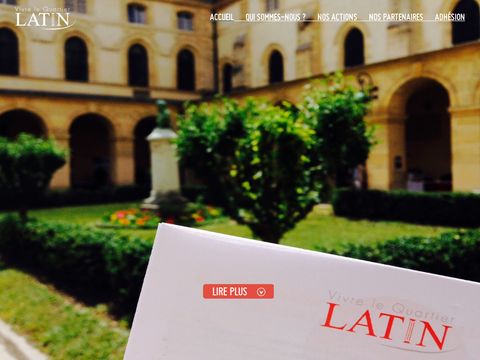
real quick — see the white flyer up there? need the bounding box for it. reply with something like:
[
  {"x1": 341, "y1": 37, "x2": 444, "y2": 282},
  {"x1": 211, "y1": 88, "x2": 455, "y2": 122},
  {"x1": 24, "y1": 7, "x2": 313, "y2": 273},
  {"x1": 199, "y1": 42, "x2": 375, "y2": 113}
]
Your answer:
[{"x1": 125, "y1": 223, "x2": 480, "y2": 359}]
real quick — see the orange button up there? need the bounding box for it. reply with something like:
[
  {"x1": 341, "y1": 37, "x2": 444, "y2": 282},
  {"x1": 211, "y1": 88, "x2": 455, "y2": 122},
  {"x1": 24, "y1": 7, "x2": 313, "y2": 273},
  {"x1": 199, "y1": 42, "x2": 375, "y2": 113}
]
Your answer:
[{"x1": 203, "y1": 284, "x2": 274, "y2": 299}]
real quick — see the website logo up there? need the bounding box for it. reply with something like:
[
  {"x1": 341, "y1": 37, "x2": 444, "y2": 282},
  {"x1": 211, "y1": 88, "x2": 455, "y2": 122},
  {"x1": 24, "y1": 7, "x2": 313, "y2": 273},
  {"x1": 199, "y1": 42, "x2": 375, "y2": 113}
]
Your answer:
[{"x1": 15, "y1": 6, "x2": 75, "y2": 31}]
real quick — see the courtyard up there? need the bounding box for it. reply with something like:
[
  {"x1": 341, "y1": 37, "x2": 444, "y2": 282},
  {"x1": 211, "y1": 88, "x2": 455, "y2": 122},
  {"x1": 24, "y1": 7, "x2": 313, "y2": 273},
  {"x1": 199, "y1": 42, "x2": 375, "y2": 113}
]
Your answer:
[{"x1": 0, "y1": 0, "x2": 479, "y2": 358}]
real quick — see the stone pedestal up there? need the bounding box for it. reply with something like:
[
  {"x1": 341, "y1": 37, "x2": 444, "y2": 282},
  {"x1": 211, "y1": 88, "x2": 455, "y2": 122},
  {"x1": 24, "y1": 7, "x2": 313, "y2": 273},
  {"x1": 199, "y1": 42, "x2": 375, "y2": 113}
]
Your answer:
[{"x1": 142, "y1": 127, "x2": 180, "y2": 209}]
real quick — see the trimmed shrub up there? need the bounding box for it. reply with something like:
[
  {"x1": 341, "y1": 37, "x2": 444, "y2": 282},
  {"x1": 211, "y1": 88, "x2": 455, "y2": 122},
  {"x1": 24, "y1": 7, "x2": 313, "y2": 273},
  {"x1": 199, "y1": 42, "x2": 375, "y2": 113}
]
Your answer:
[
  {"x1": 321, "y1": 229, "x2": 480, "y2": 282},
  {"x1": 177, "y1": 98, "x2": 326, "y2": 243},
  {"x1": 0, "y1": 215, "x2": 152, "y2": 316},
  {"x1": 0, "y1": 185, "x2": 150, "y2": 211},
  {"x1": 332, "y1": 189, "x2": 480, "y2": 227},
  {"x1": 176, "y1": 75, "x2": 374, "y2": 243},
  {"x1": 0, "y1": 134, "x2": 66, "y2": 218}
]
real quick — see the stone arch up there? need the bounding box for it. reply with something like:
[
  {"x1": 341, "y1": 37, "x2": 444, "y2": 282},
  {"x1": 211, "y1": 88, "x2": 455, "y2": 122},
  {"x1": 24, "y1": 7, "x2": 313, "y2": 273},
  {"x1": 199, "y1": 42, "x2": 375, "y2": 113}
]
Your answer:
[
  {"x1": 0, "y1": 23, "x2": 26, "y2": 76},
  {"x1": 385, "y1": 73, "x2": 459, "y2": 114},
  {"x1": 59, "y1": 29, "x2": 96, "y2": 82},
  {"x1": 451, "y1": 0, "x2": 480, "y2": 44},
  {"x1": 134, "y1": 116, "x2": 156, "y2": 185},
  {"x1": 65, "y1": 107, "x2": 113, "y2": 131},
  {"x1": 64, "y1": 36, "x2": 89, "y2": 82},
  {"x1": 438, "y1": 0, "x2": 480, "y2": 46},
  {"x1": 334, "y1": 23, "x2": 371, "y2": 69},
  {"x1": 172, "y1": 42, "x2": 200, "y2": 89},
  {"x1": 128, "y1": 43, "x2": 149, "y2": 87},
  {"x1": 261, "y1": 44, "x2": 286, "y2": 85},
  {"x1": 268, "y1": 50, "x2": 284, "y2": 84},
  {"x1": 387, "y1": 77, "x2": 453, "y2": 191},
  {"x1": 176, "y1": 47, "x2": 196, "y2": 90},
  {"x1": 0, "y1": 109, "x2": 47, "y2": 138},
  {"x1": 121, "y1": 36, "x2": 157, "y2": 85},
  {"x1": 69, "y1": 113, "x2": 115, "y2": 188},
  {"x1": 219, "y1": 56, "x2": 234, "y2": 93},
  {"x1": 343, "y1": 27, "x2": 365, "y2": 68}
]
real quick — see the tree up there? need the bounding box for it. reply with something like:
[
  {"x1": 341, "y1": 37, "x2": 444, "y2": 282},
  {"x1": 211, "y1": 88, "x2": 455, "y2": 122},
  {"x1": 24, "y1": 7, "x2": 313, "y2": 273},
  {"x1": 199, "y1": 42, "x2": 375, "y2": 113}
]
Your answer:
[
  {"x1": 177, "y1": 98, "x2": 324, "y2": 243},
  {"x1": 176, "y1": 74, "x2": 374, "y2": 243},
  {"x1": 0, "y1": 134, "x2": 66, "y2": 220},
  {"x1": 301, "y1": 73, "x2": 375, "y2": 192}
]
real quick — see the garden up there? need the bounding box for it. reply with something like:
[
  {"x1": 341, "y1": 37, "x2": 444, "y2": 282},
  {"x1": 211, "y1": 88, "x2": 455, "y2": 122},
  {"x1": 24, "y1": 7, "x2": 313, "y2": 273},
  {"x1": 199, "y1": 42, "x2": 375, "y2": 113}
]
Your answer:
[{"x1": 0, "y1": 75, "x2": 479, "y2": 359}]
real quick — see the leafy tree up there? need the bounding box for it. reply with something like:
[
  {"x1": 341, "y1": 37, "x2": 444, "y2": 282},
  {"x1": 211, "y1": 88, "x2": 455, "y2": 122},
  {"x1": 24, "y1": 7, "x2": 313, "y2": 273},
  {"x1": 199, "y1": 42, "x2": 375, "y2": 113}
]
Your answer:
[
  {"x1": 301, "y1": 73, "x2": 375, "y2": 192},
  {"x1": 177, "y1": 98, "x2": 324, "y2": 243},
  {"x1": 176, "y1": 74, "x2": 374, "y2": 243},
  {"x1": 0, "y1": 134, "x2": 66, "y2": 220}
]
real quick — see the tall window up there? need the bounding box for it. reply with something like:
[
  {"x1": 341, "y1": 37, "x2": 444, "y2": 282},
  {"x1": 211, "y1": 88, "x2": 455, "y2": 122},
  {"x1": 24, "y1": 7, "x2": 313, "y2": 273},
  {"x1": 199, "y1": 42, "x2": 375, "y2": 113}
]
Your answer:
[
  {"x1": 222, "y1": 63, "x2": 233, "y2": 93},
  {"x1": 452, "y1": 0, "x2": 480, "y2": 44},
  {"x1": 0, "y1": 28, "x2": 19, "y2": 76},
  {"x1": 344, "y1": 28, "x2": 364, "y2": 67},
  {"x1": 65, "y1": 37, "x2": 88, "y2": 82},
  {"x1": 128, "y1": 44, "x2": 149, "y2": 87},
  {"x1": 128, "y1": 4, "x2": 146, "y2": 24},
  {"x1": 177, "y1": 12, "x2": 193, "y2": 31},
  {"x1": 64, "y1": 0, "x2": 87, "y2": 13},
  {"x1": 268, "y1": 50, "x2": 284, "y2": 84},
  {"x1": 177, "y1": 49, "x2": 195, "y2": 91},
  {"x1": 266, "y1": 0, "x2": 279, "y2": 12},
  {"x1": 0, "y1": 0, "x2": 17, "y2": 5}
]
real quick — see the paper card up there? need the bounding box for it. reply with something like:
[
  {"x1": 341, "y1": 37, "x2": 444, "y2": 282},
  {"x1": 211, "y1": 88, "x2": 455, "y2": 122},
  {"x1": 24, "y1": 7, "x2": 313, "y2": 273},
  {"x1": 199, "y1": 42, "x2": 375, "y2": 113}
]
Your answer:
[{"x1": 124, "y1": 224, "x2": 480, "y2": 359}]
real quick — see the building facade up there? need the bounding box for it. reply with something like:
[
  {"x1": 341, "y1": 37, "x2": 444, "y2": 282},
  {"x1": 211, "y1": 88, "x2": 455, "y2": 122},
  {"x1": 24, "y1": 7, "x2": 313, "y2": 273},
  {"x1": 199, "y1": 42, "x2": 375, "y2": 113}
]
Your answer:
[{"x1": 0, "y1": 0, "x2": 479, "y2": 192}]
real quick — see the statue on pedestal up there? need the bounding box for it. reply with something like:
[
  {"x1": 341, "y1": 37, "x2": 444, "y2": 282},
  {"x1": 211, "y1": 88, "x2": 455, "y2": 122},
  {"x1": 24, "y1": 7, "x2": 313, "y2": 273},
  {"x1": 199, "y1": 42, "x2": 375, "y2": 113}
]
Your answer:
[{"x1": 142, "y1": 100, "x2": 187, "y2": 215}]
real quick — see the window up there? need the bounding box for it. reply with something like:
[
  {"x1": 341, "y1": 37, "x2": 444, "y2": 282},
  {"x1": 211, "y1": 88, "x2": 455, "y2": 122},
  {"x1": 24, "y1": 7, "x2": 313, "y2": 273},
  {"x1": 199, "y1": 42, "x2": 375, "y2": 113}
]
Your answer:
[
  {"x1": 177, "y1": 49, "x2": 195, "y2": 91},
  {"x1": 222, "y1": 63, "x2": 233, "y2": 93},
  {"x1": 65, "y1": 37, "x2": 88, "y2": 82},
  {"x1": 344, "y1": 28, "x2": 364, "y2": 68},
  {"x1": 266, "y1": 0, "x2": 279, "y2": 12},
  {"x1": 64, "y1": 0, "x2": 87, "y2": 13},
  {"x1": 268, "y1": 50, "x2": 283, "y2": 84},
  {"x1": 0, "y1": 28, "x2": 19, "y2": 76},
  {"x1": 128, "y1": 4, "x2": 146, "y2": 24},
  {"x1": 0, "y1": 0, "x2": 17, "y2": 5},
  {"x1": 452, "y1": 0, "x2": 480, "y2": 44},
  {"x1": 128, "y1": 44, "x2": 149, "y2": 87},
  {"x1": 177, "y1": 12, "x2": 194, "y2": 31}
]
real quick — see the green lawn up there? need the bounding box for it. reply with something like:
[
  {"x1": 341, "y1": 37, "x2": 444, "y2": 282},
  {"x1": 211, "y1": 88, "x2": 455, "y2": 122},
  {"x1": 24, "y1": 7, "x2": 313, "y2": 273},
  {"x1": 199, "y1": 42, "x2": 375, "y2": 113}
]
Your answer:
[
  {"x1": 0, "y1": 266, "x2": 128, "y2": 360},
  {"x1": 31, "y1": 202, "x2": 453, "y2": 250}
]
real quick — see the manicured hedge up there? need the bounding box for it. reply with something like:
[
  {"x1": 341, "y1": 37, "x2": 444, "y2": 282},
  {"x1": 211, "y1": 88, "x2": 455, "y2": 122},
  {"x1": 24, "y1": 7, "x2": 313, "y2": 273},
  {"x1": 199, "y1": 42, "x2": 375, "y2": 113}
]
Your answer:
[
  {"x1": 322, "y1": 229, "x2": 480, "y2": 282},
  {"x1": 0, "y1": 215, "x2": 152, "y2": 316},
  {"x1": 0, "y1": 185, "x2": 222, "y2": 211},
  {"x1": 0, "y1": 185, "x2": 150, "y2": 211},
  {"x1": 332, "y1": 189, "x2": 480, "y2": 227}
]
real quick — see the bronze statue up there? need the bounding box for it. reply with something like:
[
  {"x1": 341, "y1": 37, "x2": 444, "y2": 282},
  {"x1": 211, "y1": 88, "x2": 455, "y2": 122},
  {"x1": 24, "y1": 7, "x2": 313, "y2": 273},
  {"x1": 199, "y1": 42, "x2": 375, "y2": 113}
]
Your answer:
[{"x1": 156, "y1": 99, "x2": 171, "y2": 129}]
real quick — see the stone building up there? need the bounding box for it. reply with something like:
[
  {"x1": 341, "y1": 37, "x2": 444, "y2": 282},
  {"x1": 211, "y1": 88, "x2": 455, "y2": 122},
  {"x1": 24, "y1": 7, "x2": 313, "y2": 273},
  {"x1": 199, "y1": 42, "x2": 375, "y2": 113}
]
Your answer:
[{"x1": 0, "y1": 0, "x2": 479, "y2": 192}]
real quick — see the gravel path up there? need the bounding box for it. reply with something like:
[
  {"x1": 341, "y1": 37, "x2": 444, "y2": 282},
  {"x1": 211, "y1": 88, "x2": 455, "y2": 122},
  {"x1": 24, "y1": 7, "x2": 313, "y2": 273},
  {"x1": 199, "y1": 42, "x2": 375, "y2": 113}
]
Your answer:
[{"x1": 0, "y1": 319, "x2": 47, "y2": 360}]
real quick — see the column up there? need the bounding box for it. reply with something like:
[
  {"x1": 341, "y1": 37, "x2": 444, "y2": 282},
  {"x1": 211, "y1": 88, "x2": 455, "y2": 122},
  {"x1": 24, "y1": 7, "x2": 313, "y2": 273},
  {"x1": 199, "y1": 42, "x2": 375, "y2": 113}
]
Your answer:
[
  {"x1": 366, "y1": 113, "x2": 406, "y2": 190},
  {"x1": 49, "y1": 128, "x2": 70, "y2": 189},
  {"x1": 112, "y1": 136, "x2": 135, "y2": 186},
  {"x1": 450, "y1": 106, "x2": 480, "y2": 192}
]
